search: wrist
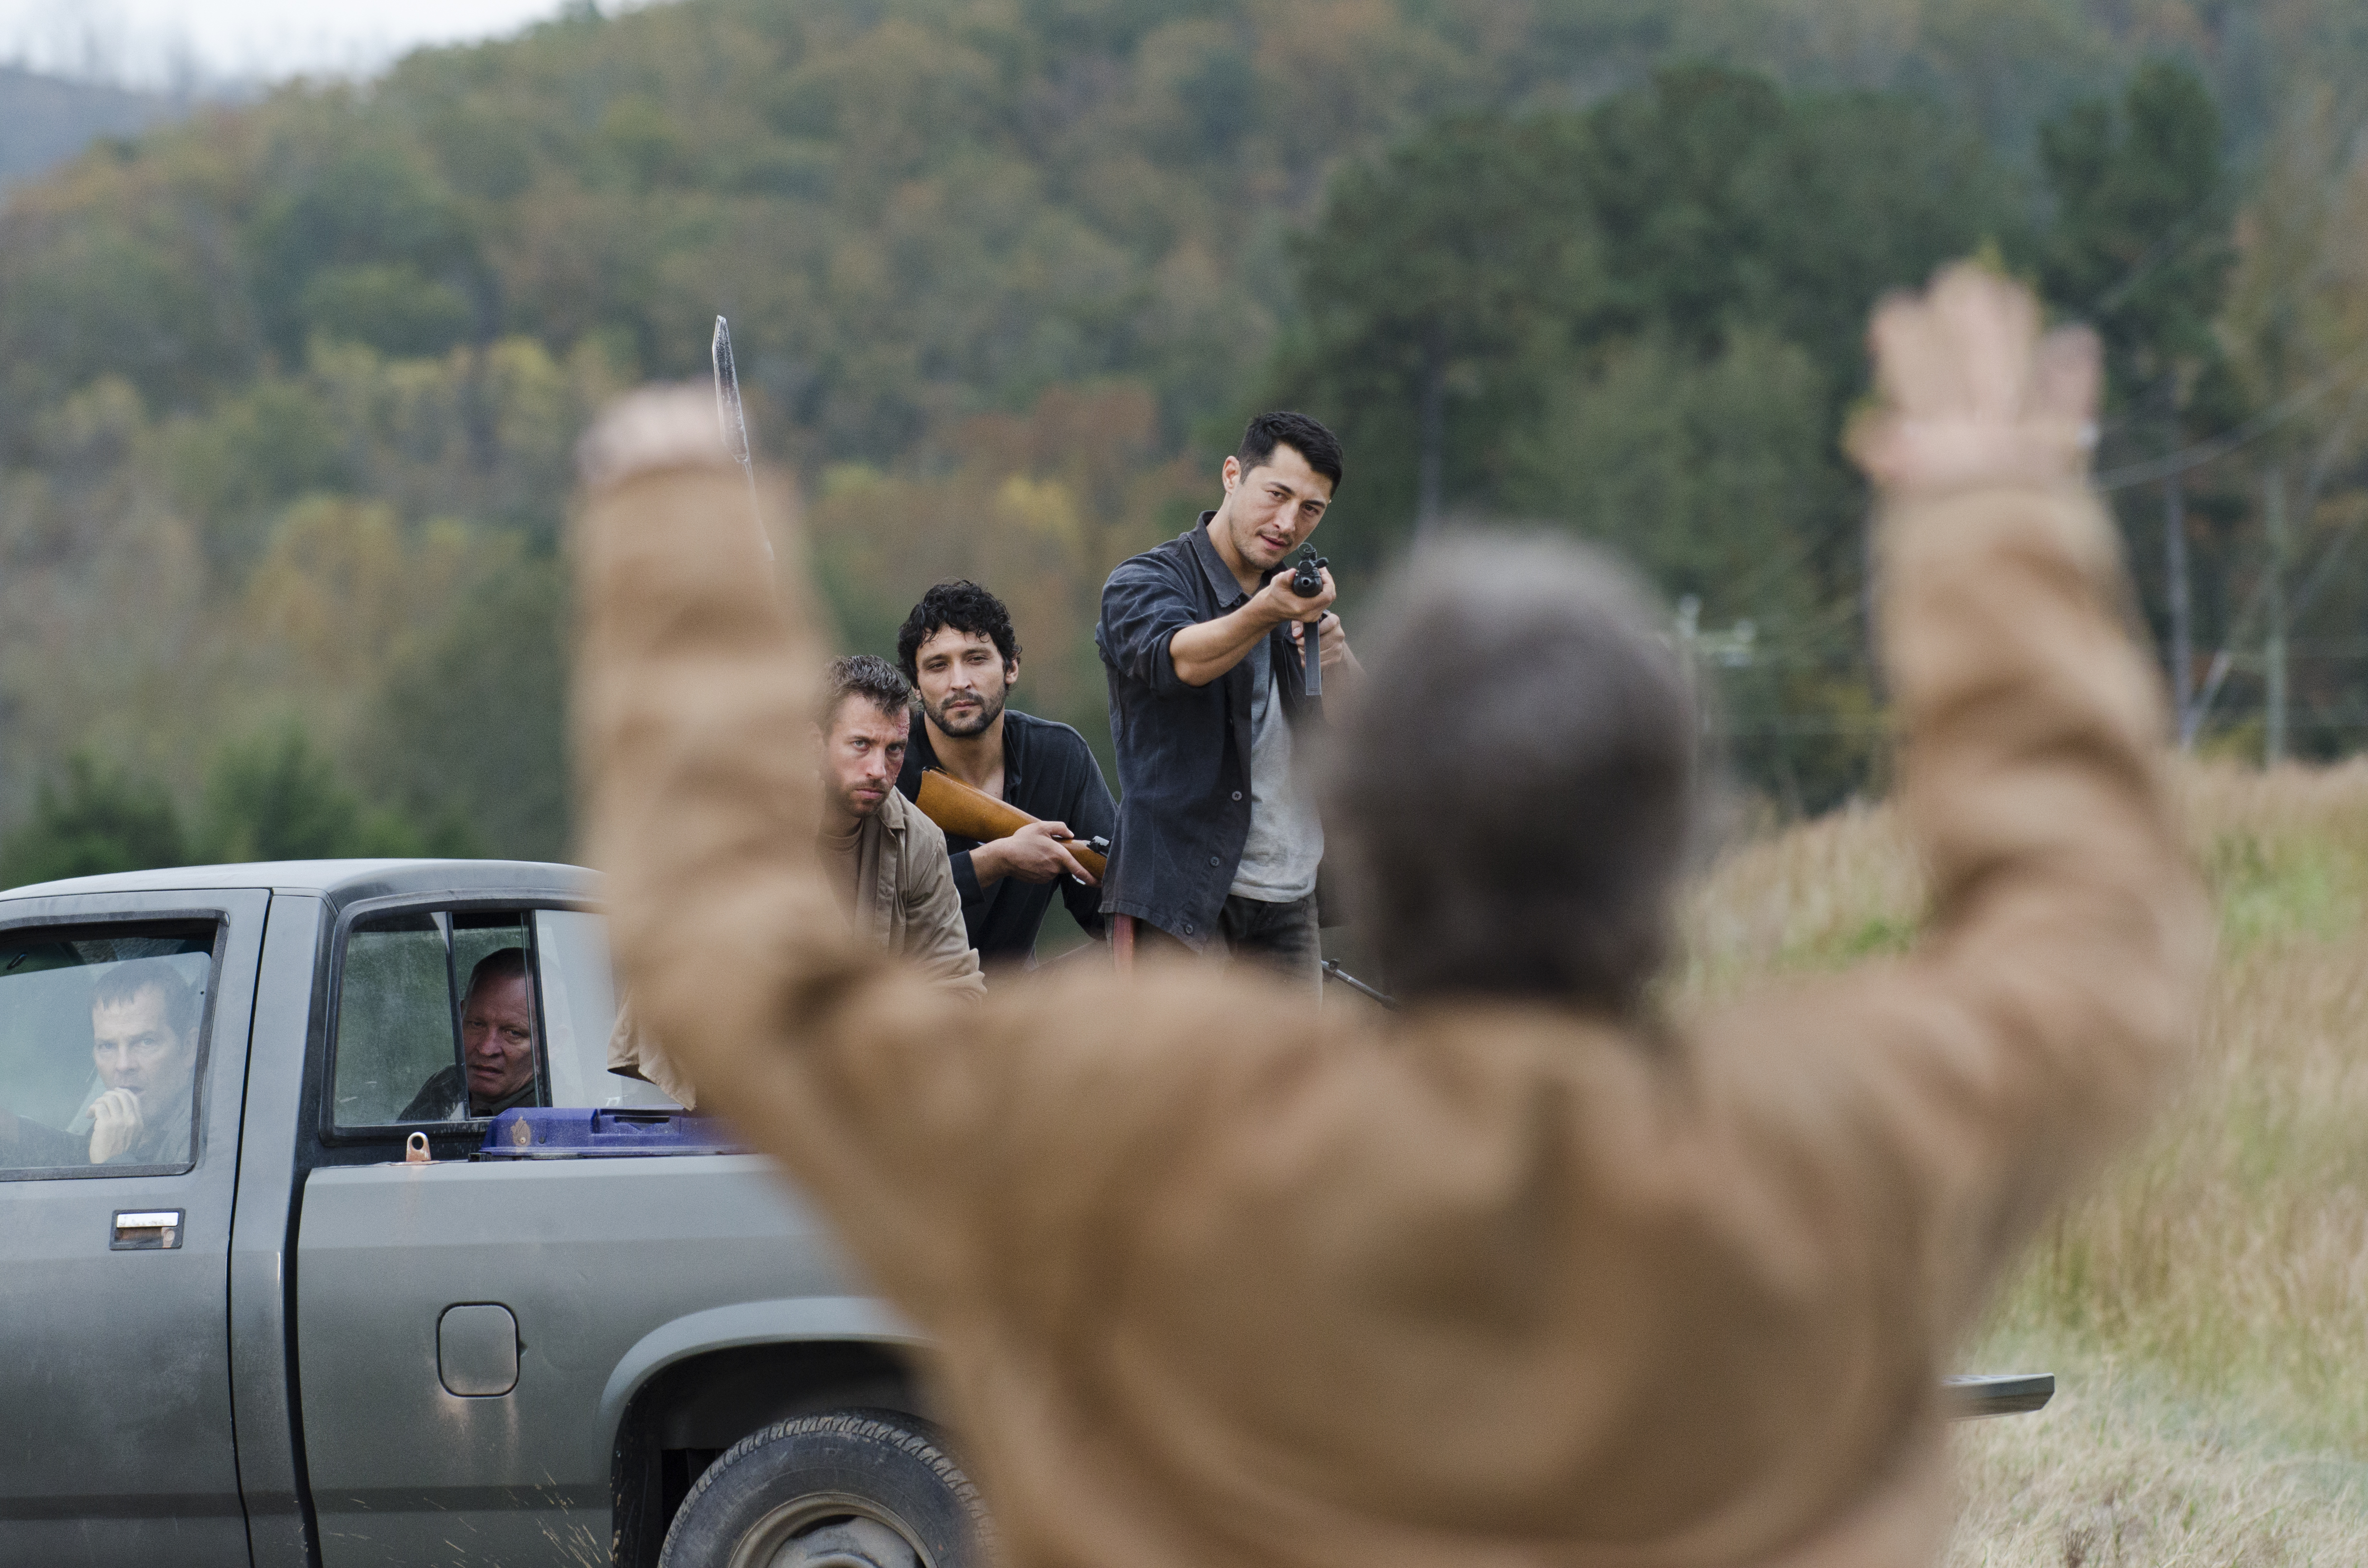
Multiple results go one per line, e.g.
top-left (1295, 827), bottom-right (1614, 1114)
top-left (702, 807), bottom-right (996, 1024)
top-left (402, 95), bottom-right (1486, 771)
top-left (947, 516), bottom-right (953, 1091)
top-left (970, 842), bottom-right (1008, 886)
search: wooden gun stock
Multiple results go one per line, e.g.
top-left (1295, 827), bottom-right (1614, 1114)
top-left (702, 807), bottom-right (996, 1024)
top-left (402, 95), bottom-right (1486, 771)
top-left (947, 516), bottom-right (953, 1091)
top-left (913, 768), bottom-right (1108, 881)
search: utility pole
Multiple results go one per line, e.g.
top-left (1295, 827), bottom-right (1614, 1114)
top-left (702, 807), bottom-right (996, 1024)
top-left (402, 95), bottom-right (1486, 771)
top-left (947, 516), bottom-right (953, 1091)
top-left (2264, 462), bottom-right (2289, 767)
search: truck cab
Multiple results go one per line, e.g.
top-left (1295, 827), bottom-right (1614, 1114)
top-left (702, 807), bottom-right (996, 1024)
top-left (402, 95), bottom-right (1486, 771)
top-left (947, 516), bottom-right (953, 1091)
top-left (0, 859), bottom-right (970, 1568)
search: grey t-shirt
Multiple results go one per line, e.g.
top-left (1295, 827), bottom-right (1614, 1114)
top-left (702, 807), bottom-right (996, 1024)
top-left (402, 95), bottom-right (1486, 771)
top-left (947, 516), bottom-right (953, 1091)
top-left (1229, 636), bottom-right (1324, 902)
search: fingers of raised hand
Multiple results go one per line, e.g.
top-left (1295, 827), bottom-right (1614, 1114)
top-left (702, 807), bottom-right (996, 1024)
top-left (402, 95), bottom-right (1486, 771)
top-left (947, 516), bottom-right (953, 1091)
top-left (576, 386), bottom-right (729, 491)
top-left (1931, 263), bottom-right (2039, 420)
top-left (1858, 262), bottom-right (2095, 490)
top-left (2034, 324), bottom-right (2102, 429)
top-left (1872, 264), bottom-right (2035, 420)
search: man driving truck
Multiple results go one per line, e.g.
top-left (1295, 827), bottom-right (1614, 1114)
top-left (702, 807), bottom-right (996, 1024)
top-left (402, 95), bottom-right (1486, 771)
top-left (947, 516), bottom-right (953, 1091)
top-left (399, 948), bottom-right (540, 1120)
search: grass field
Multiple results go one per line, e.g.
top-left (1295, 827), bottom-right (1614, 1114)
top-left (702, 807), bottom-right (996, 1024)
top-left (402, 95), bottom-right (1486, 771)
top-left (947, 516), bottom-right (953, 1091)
top-left (1684, 762), bottom-right (2368, 1565)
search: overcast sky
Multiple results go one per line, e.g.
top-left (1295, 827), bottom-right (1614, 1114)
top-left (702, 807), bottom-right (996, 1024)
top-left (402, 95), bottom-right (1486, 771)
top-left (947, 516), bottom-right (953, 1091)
top-left (0, 0), bottom-right (587, 87)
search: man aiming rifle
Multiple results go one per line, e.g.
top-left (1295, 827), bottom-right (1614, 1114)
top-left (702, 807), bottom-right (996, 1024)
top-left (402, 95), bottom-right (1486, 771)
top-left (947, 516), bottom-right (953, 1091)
top-left (1092, 411), bottom-right (1357, 988)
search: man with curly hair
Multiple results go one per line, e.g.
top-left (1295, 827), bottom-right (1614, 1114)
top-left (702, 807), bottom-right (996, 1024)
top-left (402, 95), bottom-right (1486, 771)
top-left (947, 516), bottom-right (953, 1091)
top-left (894, 580), bottom-right (1117, 974)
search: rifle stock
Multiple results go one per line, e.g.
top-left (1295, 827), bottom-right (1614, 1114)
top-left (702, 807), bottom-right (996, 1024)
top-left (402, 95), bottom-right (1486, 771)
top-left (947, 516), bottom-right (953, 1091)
top-left (913, 768), bottom-right (1108, 881)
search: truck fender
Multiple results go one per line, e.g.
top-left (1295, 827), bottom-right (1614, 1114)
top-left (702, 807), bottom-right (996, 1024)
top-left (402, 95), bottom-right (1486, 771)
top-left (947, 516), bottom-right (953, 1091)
top-left (599, 1296), bottom-right (925, 1445)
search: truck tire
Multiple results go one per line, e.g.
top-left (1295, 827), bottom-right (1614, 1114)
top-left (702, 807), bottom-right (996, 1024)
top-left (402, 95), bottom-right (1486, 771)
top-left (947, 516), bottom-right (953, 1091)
top-left (657, 1409), bottom-right (989, 1568)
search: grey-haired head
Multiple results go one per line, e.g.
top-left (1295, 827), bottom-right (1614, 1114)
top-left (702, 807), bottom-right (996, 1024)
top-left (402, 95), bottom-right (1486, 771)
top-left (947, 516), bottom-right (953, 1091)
top-left (1327, 531), bottom-right (1696, 1013)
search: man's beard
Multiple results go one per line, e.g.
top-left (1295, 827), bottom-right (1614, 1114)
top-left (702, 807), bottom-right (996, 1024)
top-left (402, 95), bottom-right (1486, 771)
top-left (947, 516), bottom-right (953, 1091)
top-left (928, 684), bottom-right (1006, 739)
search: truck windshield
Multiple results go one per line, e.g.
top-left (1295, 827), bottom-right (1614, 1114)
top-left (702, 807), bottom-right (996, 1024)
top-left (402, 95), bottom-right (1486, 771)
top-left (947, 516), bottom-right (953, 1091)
top-left (0, 924), bottom-right (215, 1176)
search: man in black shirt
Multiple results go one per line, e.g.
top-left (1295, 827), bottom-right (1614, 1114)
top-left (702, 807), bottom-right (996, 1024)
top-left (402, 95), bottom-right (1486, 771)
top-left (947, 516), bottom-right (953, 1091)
top-left (894, 580), bottom-right (1118, 973)
top-left (1094, 412), bottom-right (1357, 987)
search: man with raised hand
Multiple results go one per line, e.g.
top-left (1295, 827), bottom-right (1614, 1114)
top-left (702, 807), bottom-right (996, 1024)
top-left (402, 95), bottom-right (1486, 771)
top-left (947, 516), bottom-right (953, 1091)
top-left (572, 265), bottom-right (2203, 1568)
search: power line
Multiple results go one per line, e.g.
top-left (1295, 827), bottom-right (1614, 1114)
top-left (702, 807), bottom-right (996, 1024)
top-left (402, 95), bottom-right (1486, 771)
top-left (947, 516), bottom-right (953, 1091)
top-left (2095, 343), bottom-right (2368, 490)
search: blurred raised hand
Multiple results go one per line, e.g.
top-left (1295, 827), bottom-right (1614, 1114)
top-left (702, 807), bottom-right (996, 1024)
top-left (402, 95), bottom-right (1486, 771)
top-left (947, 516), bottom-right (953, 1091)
top-left (1850, 262), bottom-right (2102, 497)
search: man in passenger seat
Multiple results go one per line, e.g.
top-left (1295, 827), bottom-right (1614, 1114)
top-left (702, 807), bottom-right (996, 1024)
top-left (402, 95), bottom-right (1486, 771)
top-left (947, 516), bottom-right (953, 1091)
top-left (400, 948), bottom-right (540, 1120)
top-left (82, 958), bottom-right (203, 1165)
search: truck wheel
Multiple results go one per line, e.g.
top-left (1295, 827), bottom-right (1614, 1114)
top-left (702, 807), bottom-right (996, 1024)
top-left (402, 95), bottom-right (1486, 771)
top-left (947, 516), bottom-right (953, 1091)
top-left (657, 1409), bottom-right (988, 1568)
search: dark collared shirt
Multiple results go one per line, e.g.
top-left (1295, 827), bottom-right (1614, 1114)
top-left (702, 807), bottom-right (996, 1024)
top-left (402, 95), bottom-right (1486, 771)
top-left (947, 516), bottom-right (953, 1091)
top-left (1094, 516), bottom-right (1318, 949)
top-left (896, 708), bottom-right (1117, 968)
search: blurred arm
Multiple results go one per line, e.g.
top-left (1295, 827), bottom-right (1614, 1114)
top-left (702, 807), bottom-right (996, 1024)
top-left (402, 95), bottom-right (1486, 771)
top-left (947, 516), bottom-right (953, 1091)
top-left (572, 391), bottom-right (995, 1288)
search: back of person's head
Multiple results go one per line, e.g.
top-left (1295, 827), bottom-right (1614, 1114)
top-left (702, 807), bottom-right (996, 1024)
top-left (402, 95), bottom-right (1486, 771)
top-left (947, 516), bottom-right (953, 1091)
top-left (896, 581), bottom-right (1021, 682)
top-left (1327, 532), bottom-right (1696, 1013)
top-left (1237, 411), bottom-right (1344, 493)
top-left (91, 958), bottom-right (200, 1039)
top-left (823, 653), bottom-right (913, 728)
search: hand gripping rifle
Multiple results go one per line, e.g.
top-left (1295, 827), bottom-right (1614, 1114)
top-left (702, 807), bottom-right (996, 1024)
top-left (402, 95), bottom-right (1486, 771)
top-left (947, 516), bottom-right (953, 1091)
top-left (913, 768), bottom-right (1109, 881)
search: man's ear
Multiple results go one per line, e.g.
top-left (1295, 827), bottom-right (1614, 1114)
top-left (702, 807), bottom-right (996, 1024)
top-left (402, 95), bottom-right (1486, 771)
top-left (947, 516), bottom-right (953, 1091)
top-left (809, 722), bottom-right (826, 750)
top-left (1220, 454), bottom-right (1240, 493)
top-left (1003, 657), bottom-right (1020, 690)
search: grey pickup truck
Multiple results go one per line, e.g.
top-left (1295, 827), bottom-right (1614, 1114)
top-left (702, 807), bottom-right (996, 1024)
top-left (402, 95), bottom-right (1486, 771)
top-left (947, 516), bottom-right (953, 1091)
top-left (0, 857), bottom-right (2049, 1568)
top-left (0, 858), bottom-right (984, 1568)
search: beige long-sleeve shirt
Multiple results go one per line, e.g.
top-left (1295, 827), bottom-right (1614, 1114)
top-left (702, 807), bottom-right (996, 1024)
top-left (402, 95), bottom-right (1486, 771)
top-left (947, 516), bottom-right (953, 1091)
top-left (574, 414), bottom-right (2205, 1566)
top-left (833, 783), bottom-right (987, 999)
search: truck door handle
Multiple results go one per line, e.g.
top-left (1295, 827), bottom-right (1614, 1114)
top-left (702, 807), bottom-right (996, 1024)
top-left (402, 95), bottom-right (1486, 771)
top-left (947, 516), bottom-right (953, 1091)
top-left (111, 1210), bottom-right (184, 1250)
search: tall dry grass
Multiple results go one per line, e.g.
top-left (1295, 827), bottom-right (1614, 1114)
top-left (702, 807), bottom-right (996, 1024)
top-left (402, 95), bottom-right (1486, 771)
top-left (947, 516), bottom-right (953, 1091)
top-left (1682, 761), bottom-right (2368, 1564)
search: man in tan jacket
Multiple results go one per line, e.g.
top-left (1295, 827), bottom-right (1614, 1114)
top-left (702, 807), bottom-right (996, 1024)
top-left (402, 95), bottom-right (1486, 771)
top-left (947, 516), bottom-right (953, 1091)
top-left (806, 652), bottom-right (987, 1002)
top-left (607, 651), bottom-right (983, 1100)
top-left (573, 266), bottom-right (2206, 1566)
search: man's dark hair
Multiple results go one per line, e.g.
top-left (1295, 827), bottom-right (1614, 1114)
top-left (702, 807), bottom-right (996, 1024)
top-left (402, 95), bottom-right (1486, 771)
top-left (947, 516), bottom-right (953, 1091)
top-left (91, 958), bottom-right (200, 1040)
top-left (1325, 532), bottom-right (1695, 1013)
top-left (896, 580), bottom-right (1021, 683)
top-left (1237, 412), bottom-right (1344, 494)
top-left (466, 947), bottom-right (530, 999)
top-left (822, 653), bottom-right (913, 728)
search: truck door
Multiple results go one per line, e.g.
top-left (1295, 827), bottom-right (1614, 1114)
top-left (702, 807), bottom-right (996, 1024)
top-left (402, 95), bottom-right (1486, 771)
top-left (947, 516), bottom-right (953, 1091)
top-left (292, 897), bottom-right (854, 1568)
top-left (0, 893), bottom-right (269, 1566)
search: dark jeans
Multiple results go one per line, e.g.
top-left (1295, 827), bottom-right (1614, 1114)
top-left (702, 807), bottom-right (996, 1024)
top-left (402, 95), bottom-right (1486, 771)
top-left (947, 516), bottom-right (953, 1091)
top-left (1139, 893), bottom-right (1320, 992)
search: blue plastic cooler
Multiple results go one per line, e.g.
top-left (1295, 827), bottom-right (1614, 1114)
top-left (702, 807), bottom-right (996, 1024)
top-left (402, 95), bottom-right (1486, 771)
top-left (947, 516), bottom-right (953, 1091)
top-left (478, 1105), bottom-right (740, 1159)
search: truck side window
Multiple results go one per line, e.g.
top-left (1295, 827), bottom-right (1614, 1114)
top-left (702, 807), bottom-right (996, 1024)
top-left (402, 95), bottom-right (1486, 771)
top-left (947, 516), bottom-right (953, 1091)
top-left (0, 923), bottom-right (216, 1176)
top-left (334, 910), bottom-right (545, 1127)
top-left (333, 906), bottom-right (671, 1129)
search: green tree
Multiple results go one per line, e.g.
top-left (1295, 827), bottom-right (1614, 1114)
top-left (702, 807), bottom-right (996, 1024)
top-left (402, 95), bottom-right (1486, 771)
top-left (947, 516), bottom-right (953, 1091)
top-left (2216, 86), bottom-right (2368, 764)
top-left (361, 556), bottom-right (566, 861)
top-left (1271, 113), bottom-right (1595, 538)
top-left (0, 754), bottom-right (186, 888)
top-left (1273, 71), bottom-right (2021, 804)
top-left (197, 723), bottom-right (421, 862)
top-left (1503, 329), bottom-right (1871, 810)
top-left (2040, 59), bottom-right (2234, 737)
